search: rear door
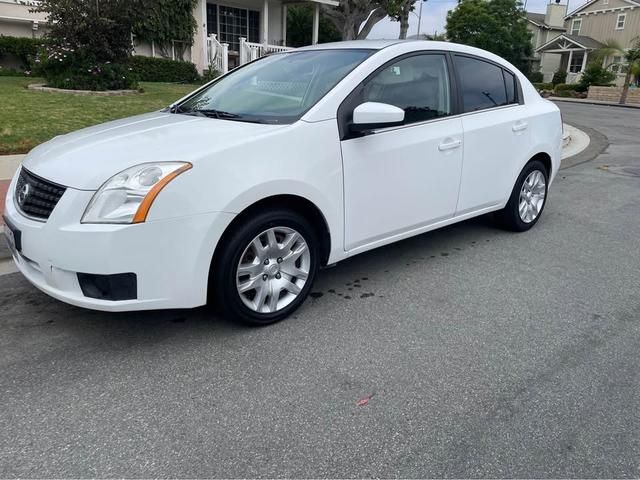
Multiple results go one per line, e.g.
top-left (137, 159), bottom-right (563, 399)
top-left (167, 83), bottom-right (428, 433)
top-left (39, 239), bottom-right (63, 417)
top-left (453, 55), bottom-right (532, 214)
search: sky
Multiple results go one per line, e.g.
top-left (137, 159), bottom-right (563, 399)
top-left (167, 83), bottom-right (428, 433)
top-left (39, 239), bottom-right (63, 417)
top-left (366, 0), bottom-right (590, 39)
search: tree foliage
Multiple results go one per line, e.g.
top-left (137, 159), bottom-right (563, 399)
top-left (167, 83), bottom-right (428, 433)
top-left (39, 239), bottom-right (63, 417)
top-left (133, 0), bottom-right (198, 57)
top-left (445, 0), bottom-right (532, 73)
top-left (286, 4), bottom-right (341, 47)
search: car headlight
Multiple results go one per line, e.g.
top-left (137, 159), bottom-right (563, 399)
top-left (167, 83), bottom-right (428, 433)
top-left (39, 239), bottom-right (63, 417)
top-left (81, 162), bottom-right (192, 224)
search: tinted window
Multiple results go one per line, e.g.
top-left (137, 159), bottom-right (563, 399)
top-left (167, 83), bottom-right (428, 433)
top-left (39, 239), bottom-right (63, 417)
top-left (455, 56), bottom-right (508, 112)
top-left (503, 70), bottom-right (516, 104)
top-left (362, 54), bottom-right (451, 124)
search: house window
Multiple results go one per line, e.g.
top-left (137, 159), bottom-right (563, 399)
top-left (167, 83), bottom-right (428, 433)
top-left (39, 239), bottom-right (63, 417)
top-left (206, 3), bottom-right (260, 52)
top-left (603, 0), bottom-right (609, 4)
top-left (616, 13), bottom-right (626, 30)
top-left (569, 51), bottom-right (585, 73)
top-left (571, 18), bottom-right (582, 35)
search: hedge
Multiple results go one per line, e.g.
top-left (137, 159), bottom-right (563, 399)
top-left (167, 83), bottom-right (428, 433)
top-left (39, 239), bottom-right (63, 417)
top-left (0, 35), bottom-right (43, 70)
top-left (528, 71), bottom-right (544, 83)
top-left (532, 82), bottom-right (553, 91)
top-left (129, 56), bottom-right (199, 83)
top-left (554, 83), bottom-right (580, 92)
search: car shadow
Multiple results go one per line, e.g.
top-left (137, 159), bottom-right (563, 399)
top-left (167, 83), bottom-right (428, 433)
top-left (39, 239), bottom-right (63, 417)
top-left (1, 213), bottom-right (505, 347)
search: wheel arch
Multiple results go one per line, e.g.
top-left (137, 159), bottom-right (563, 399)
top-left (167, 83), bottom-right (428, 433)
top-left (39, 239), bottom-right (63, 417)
top-left (210, 194), bottom-right (333, 278)
top-left (529, 151), bottom-right (552, 177)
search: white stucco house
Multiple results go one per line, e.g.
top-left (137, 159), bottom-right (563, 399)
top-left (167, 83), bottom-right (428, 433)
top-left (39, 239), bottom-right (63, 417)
top-left (0, 0), bottom-right (338, 74)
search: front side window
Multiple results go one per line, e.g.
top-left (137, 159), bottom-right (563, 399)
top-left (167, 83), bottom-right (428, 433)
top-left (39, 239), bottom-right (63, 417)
top-left (361, 54), bottom-right (452, 124)
top-left (177, 49), bottom-right (373, 124)
top-left (616, 13), bottom-right (626, 30)
top-left (571, 18), bottom-right (582, 35)
top-left (454, 56), bottom-right (508, 112)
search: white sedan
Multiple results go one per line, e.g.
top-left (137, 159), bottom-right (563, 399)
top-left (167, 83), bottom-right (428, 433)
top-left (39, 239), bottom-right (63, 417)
top-left (3, 40), bottom-right (562, 325)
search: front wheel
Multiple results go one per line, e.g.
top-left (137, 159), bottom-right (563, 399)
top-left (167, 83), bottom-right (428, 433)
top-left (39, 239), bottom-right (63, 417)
top-left (497, 160), bottom-right (549, 232)
top-left (211, 209), bottom-right (319, 325)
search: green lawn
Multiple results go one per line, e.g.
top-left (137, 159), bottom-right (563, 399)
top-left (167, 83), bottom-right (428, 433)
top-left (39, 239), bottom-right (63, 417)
top-left (0, 77), bottom-right (200, 155)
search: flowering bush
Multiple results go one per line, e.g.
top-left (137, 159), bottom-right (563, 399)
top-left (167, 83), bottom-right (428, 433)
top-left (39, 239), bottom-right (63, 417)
top-left (34, 0), bottom-right (141, 90)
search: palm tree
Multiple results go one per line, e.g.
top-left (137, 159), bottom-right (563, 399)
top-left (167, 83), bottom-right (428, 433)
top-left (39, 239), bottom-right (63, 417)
top-left (619, 37), bottom-right (640, 105)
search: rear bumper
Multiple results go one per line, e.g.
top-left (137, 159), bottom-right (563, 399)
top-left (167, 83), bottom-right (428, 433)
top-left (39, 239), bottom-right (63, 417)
top-left (4, 174), bottom-right (235, 312)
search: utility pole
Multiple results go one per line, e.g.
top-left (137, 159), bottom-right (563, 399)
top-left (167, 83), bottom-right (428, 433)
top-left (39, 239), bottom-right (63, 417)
top-left (417, 0), bottom-right (427, 38)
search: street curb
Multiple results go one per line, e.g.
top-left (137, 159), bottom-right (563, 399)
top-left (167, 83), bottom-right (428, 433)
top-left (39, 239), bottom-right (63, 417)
top-left (550, 97), bottom-right (640, 110)
top-left (559, 123), bottom-right (609, 171)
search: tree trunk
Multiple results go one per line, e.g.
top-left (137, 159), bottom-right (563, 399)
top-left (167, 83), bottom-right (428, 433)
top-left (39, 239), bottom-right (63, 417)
top-left (619, 69), bottom-right (632, 104)
top-left (356, 7), bottom-right (386, 39)
top-left (398, 12), bottom-right (409, 39)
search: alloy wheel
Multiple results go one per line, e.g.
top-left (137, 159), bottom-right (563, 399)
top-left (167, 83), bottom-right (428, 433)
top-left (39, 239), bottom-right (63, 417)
top-left (518, 170), bottom-right (546, 223)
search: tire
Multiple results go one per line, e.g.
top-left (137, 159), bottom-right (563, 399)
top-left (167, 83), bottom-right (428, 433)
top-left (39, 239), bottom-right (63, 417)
top-left (210, 208), bottom-right (319, 326)
top-left (497, 159), bottom-right (549, 232)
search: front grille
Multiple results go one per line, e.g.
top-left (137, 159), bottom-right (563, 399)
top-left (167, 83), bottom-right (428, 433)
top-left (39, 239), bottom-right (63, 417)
top-left (14, 168), bottom-right (66, 221)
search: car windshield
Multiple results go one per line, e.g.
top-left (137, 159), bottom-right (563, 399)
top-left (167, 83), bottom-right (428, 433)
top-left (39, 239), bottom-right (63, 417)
top-left (175, 49), bottom-right (373, 124)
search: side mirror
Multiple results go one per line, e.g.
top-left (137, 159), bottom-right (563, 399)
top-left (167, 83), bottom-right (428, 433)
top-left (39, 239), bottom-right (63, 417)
top-left (351, 102), bottom-right (405, 132)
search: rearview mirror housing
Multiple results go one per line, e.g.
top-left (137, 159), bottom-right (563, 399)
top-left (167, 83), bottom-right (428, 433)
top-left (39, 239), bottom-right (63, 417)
top-left (350, 102), bottom-right (405, 132)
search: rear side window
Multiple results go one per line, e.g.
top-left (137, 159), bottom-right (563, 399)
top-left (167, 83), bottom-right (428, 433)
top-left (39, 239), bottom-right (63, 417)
top-left (454, 55), bottom-right (508, 112)
top-left (503, 70), bottom-right (517, 104)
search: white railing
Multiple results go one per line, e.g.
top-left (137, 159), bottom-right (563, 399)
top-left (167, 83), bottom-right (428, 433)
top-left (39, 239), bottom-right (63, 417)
top-left (239, 37), bottom-right (293, 65)
top-left (207, 34), bottom-right (229, 74)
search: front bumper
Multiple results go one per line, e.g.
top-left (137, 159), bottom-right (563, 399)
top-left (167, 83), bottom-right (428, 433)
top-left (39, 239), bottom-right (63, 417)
top-left (4, 174), bottom-right (235, 312)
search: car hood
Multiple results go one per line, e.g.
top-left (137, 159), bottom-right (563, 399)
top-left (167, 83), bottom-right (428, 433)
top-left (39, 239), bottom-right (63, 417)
top-left (22, 112), bottom-right (286, 190)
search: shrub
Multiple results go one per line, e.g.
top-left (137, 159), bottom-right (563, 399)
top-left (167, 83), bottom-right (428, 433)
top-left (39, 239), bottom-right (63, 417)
top-left (200, 66), bottom-right (222, 84)
top-left (528, 71), bottom-right (544, 83)
top-left (129, 55), bottom-right (199, 83)
top-left (35, 45), bottom-right (138, 90)
top-left (532, 82), bottom-right (553, 91)
top-left (0, 35), bottom-right (43, 70)
top-left (554, 83), bottom-right (579, 92)
top-left (552, 69), bottom-right (567, 85)
top-left (0, 67), bottom-right (32, 77)
top-left (578, 63), bottom-right (616, 91)
top-left (34, 0), bottom-right (142, 90)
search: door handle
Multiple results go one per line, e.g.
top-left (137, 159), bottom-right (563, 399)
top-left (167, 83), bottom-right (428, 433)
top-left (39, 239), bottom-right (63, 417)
top-left (438, 139), bottom-right (462, 151)
top-left (512, 121), bottom-right (528, 132)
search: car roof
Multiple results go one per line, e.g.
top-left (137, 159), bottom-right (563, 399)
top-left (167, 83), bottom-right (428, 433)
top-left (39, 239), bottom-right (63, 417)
top-left (296, 40), bottom-right (405, 51)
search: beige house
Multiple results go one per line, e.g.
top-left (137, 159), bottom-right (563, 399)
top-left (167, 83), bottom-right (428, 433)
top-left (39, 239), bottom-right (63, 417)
top-left (526, 2), bottom-right (567, 78)
top-left (535, 0), bottom-right (640, 84)
top-left (0, 0), bottom-right (337, 74)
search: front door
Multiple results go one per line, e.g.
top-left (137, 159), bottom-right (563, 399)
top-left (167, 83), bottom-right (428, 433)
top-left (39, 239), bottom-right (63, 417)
top-left (340, 53), bottom-right (464, 252)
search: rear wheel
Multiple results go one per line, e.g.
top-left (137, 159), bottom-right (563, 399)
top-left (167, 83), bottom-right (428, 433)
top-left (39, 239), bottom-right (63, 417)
top-left (211, 209), bottom-right (319, 325)
top-left (497, 160), bottom-right (548, 232)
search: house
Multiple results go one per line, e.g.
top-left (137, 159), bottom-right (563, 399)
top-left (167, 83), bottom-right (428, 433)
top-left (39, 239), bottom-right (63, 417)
top-left (0, 0), bottom-right (47, 38)
top-left (0, 0), bottom-right (337, 74)
top-left (534, 0), bottom-right (640, 84)
top-left (526, 1), bottom-right (566, 78)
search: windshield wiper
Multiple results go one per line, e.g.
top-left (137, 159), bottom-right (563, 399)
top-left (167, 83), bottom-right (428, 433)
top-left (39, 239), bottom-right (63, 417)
top-left (194, 109), bottom-right (241, 119)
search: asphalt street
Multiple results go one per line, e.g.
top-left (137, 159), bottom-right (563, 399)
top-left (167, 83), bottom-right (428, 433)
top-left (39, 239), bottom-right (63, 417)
top-left (1, 102), bottom-right (639, 478)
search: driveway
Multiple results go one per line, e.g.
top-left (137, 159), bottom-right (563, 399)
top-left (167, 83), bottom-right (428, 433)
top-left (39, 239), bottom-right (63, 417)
top-left (1, 103), bottom-right (639, 478)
